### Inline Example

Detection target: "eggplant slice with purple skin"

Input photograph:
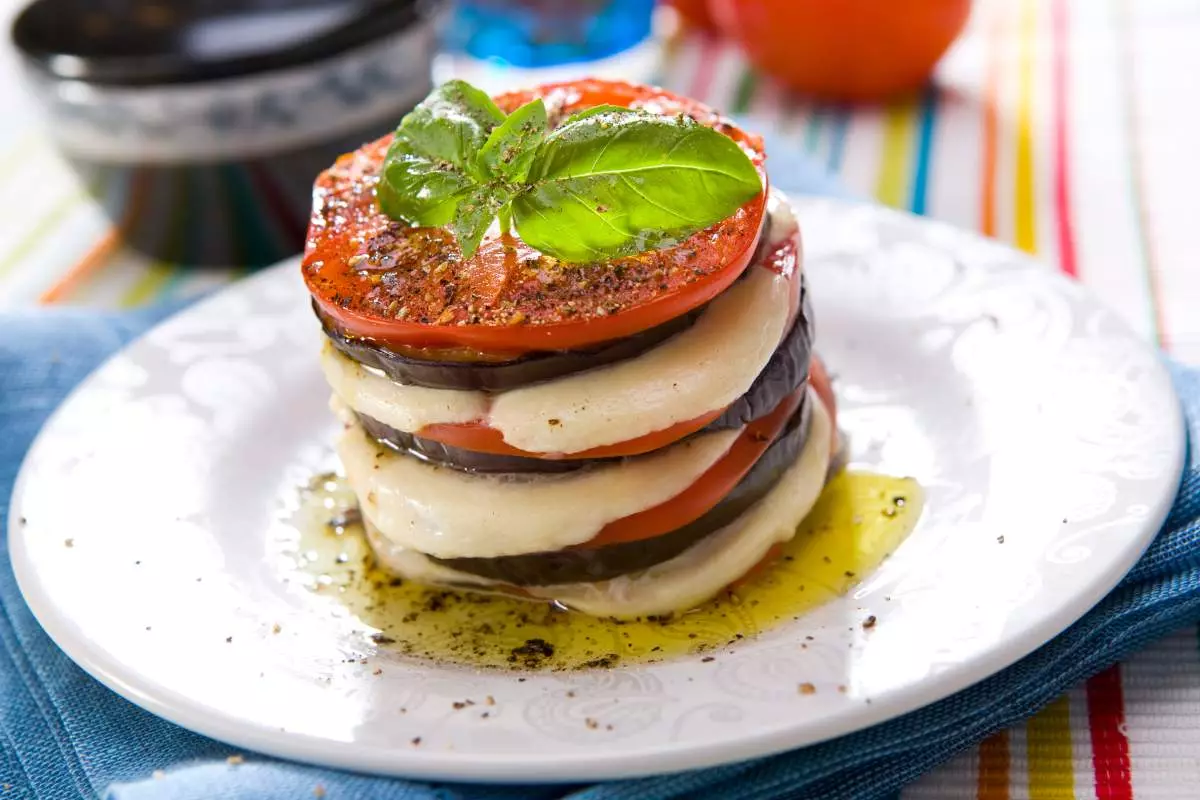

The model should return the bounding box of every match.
[427,394,813,586]
[318,301,705,392]
[357,413,598,474]
[704,282,813,431]
[317,266,810,395]
[352,292,814,473]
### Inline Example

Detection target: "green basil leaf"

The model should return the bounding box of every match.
[378,143,476,226]
[379,80,506,225]
[453,186,509,258]
[511,110,761,262]
[395,79,505,171]
[559,104,633,125]
[477,98,547,183]
[377,79,761,264]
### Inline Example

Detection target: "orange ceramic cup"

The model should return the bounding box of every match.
[710,0,971,102]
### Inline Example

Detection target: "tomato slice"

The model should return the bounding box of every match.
[808,355,838,449]
[578,388,806,550]
[727,381,840,588]
[303,79,767,357]
[417,407,726,460]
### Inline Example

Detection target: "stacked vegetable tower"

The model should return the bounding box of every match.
[303,79,839,617]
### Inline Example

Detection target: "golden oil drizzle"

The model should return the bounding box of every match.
[283,471,922,671]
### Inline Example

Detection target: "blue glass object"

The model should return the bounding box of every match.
[444,0,655,68]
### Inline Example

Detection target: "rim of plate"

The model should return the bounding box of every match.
[9,197,1185,782]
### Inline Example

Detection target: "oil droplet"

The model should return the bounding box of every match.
[279,471,922,671]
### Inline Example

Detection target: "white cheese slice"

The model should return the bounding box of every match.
[320,190,801,456]
[339,412,741,559]
[366,388,833,617]
[320,344,488,432]
[765,188,800,252]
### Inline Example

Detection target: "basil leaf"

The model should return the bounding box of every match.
[478,99,547,183]
[559,104,633,125]
[379,80,505,225]
[453,185,508,258]
[511,110,761,262]
[395,79,504,172]
[377,79,761,264]
[378,144,476,226]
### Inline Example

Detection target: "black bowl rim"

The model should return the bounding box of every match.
[11,0,434,87]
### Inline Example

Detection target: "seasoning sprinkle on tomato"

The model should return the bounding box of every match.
[303,81,767,357]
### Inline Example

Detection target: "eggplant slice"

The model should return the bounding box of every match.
[705,281,813,431]
[357,413,599,474]
[318,302,704,392]
[320,277,810,397]
[428,393,813,586]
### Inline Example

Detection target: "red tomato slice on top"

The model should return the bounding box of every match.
[303,79,768,358]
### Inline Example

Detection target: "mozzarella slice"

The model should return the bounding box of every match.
[765,188,799,249]
[321,342,488,432]
[339,410,741,559]
[366,388,833,617]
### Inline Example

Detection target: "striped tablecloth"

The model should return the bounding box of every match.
[2,0,1199,797]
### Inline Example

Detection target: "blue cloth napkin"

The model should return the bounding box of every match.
[3,150,1199,798]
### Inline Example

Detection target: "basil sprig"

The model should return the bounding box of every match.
[379,80,761,262]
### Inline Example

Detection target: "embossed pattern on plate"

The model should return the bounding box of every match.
[9,199,1184,782]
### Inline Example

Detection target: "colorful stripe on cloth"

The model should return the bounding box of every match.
[1086,668,1134,800]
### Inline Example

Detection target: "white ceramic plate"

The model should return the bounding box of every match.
[10,199,1184,782]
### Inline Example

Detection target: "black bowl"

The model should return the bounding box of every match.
[11,0,442,268]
